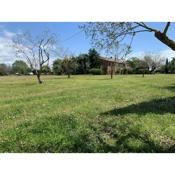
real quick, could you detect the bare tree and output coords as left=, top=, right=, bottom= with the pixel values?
left=80, top=22, right=175, bottom=52
left=13, top=30, right=56, bottom=84
left=143, top=53, right=165, bottom=73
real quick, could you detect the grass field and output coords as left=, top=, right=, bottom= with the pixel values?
left=0, top=74, right=175, bottom=153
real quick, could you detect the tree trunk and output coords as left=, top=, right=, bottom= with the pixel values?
left=68, top=73, right=70, bottom=78
left=36, top=71, right=42, bottom=84
left=67, top=68, right=71, bottom=78
left=110, top=64, right=113, bottom=79
left=111, top=71, right=113, bottom=79
left=142, top=70, right=145, bottom=77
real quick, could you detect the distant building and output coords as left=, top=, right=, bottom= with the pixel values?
left=99, top=57, right=128, bottom=75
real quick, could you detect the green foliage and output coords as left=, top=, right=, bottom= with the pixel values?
left=61, top=57, right=74, bottom=77
left=75, top=54, right=89, bottom=74
left=127, top=57, right=149, bottom=74
left=69, top=57, right=79, bottom=74
left=165, top=58, right=169, bottom=73
left=12, top=60, right=30, bottom=75
left=53, top=59, right=63, bottom=75
left=162, top=58, right=175, bottom=74
left=89, top=68, right=102, bottom=75
left=169, top=58, right=175, bottom=73
left=88, top=48, right=101, bottom=69
left=41, top=65, right=51, bottom=75
left=52, top=48, right=102, bottom=75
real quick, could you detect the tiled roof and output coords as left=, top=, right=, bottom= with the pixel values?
left=99, top=57, right=126, bottom=64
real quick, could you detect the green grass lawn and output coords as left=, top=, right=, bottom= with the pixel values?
left=0, top=74, right=175, bottom=152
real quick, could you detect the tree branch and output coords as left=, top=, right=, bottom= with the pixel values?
left=155, top=31, right=175, bottom=51
left=135, top=22, right=157, bottom=32
left=43, top=49, right=50, bottom=64
left=163, top=22, right=171, bottom=34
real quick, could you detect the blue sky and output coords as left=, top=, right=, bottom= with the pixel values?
left=0, top=22, right=175, bottom=64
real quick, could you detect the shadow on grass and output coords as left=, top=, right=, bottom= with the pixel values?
left=96, top=127, right=175, bottom=153
left=96, top=96, right=175, bottom=152
left=102, top=96, right=175, bottom=116
left=1, top=100, right=175, bottom=153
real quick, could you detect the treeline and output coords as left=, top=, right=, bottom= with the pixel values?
left=0, top=49, right=102, bottom=76
left=0, top=60, right=31, bottom=76
left=1, top=49, right=175, bottom=76
left=126, top=56, right=175, bottom=74
left=53, top=49, right=102, bottom=76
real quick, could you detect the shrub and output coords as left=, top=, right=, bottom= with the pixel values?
left=89, top=68, right=102, bottom=75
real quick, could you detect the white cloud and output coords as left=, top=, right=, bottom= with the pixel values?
left=3, top=30, right=16, bottom=38
left=159, top=49, right=175, bottom=59
left=0, top=30, right=19, bottom=65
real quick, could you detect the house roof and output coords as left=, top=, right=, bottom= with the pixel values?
left=99, top=57, right=126, bottom=64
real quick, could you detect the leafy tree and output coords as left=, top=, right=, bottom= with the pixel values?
left=127, top=57, right=139, bottom=71
left=127, top=57, right=142, bottom=73
left=165, top=58, right=169, bottom=74
left=88, top=48, right=101, bottom=69
left=76, top=54, right=89, bottom=74
left=69, top=56, right=79, bottom=74
left=52, top=59, right=63, bottom=75
left=41, top=64, right=51, bottom=75
left=61, top=57, right=74, bottom=78
left=12, top=60, right=30, bottom=75
left=170, top=58, right=175, bottom=73
left=127, top=57, right=149, bottom=76
left=138, top=60, right=149, bottom=77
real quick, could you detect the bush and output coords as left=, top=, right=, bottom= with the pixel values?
left=89, top=68, right=102, bottom=75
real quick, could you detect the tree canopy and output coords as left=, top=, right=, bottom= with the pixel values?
left=12, top=60, right=30, bottom=75
left=80, top=22, right=175, bottom=54
left=13, top=30, right=57, bottom=83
